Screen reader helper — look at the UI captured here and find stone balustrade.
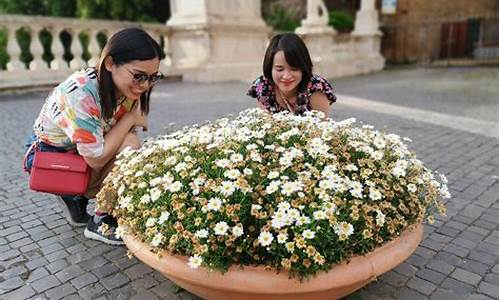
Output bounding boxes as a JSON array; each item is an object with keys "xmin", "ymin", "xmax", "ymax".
[
  {"xmin": 0, "ymin": 0, "xmax": 385, "ymax": 88},
  {"xmin": 0, "ymin": 14, "xmax": 172, "ymax": 88}
]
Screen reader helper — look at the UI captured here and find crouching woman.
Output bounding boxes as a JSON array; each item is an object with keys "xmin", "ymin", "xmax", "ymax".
[{"xmin": 23, "ymin": 28, "xmax": 163, "ymax": 245}]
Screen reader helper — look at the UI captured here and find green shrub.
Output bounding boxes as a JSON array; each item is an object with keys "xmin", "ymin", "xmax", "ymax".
[
  {"xmin": 263, "ymin": 4, "xmax": 300, "ymax": 32},
  {"xmin": 0, "ymin": 29, "xmax": 7, "ymax": 69},
  {"xmin": 328, "ymin": 10, "xmax": 354, "ymax": 32}
]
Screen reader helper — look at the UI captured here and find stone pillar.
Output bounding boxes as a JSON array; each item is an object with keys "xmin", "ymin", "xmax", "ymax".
[
  {"xmin": 295, "ymin": 0, "xmax": 338, "ymax": 78},
  {"xmin": 351, "ymin": 0, "xmax": 385, "ymax": 73},
  {"xmin": 166, "ymin": 0, "xmax": 271, "ymax": 82}
]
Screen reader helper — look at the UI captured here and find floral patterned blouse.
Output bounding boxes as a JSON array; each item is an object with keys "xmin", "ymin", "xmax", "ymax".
[
  {"xmin": 33, "ymin": 68, "xmax": 136, "ymax": 158},
  {"xmin": 247, "ymin": 74, "xmax": 336, "ymax": 115}
]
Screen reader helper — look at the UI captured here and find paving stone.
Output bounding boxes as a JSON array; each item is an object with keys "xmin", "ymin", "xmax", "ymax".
[
  {"xmin": 483, "ymin": 273, "xmax": 498, "ymax": 285},
  {"xmin": 0, "ymin": 249, "xmax": 21, "ymax": 261},
  {"xmin": 451, "ymin": 237, "xmax": 480, "ymax": 250},
  {"xmin": 443, "ymin": 243, "xmax": 471, "ymax": 257},
  {"xmin": 79, "ymin": 256, "xmax": 109, "ymax": 271},
  {"xmin": 77, "ymin": 282, "xmax": 107, "ymax": 300},
  {"xmin": 379, "ymin": 271, "xmax": 408, "ymax": 287},
  {"xmin": 1, "ymin": 265, "xmax": 29, "ymax": 279},
  {"xmin": 46, "ymin": 259, "xmax": 70, "ymax": 274},
  {"xmin": 125, "ymin": 263, "xmax": 154, "ymax": 279},
  {"xmin": 1, "ymin": 285, "xmax": 36, "ymax": 300},
  {"xmin": 151, "ymin": 282, "xmax": 182, "ymax": 299},
  {"xmin": 0, "ymin": 225, "xmax": 22, "ymax": 236},
  {"xmin": 31, "ymin": 274, "xmax": 61, "ymax": 293},
  {"xmin": 10, "ymin": 237, "xmax": 34, "ymax": 249},
  {"xmin": 130, "ymin": 274, "xmax": 159, "ymax": 290},
  {"xmin": 394, "ymin": 287, "xmax": 427, "ymax": 300},
  {"xmin": 45, "ymin": 249, "xmax": 70, "ymax": 262},
  {"xmin": 26, "ymin": 267, "xmax": 50, "ymax": 283},
  {"xmin": 130, "ymin": 289, "xmax": 159, "ymax": 300},
  {"xmin": 92, "ymin": 263, "xmax": 120, "ymax": 279},
  {"xmin": 468, "ymin": 250, "xmax": 498, "ymax": 265},
  {"xmin": 60, "ymin": 294, "xmax": 81, "ymax": 300},
  {"xmin": 441, "ymin": 277, "xmax": 475, "ymax": 296},
  {"xmin": 450, "ymin": 268, "xmax": 483, "ymax": 285},
  {"xmin": 435, "ymin": 251, "xmax": 464, "ymax": 266},
  {"xmin": 436, "ymin": 226, "xmax": 462, "ymax": 237},
  {"xmin": 25, "ymin": 257, "xmax": 49, "ymax": 271},
  {"xmin": 475, "ymin": 242, "xmax": 499, "ymax": 256},
  {"xmin": 415, "ymin": 268, "xmax": 447, "ymax": 285},
  {"xmin": 101, "ymin": 273, "xmax": 130, "ymax": 290},
  {"xmin": 456, "ymin": 259, "xmax": 491, "ymax": 276},
  {"xmin": 406, "ymin": 277, "xmax": 437, "ymax": 295},
  {"xmin": 466, "ymin": 293, "xmax": 495, "ymax": 300},
  {"xmin": 55, "ymin": 264, "xmax": 86, "ymax": 282},
  {"xmin": 44, "ymin": 283, "xmax": 76, "ymax": 300},
  {"xmin": 393, "ymin": 261, "xmax": 418, "ymax": 277},
  {"xmin": 19, "ymin": 242, "xmax": 39, "ymax": 253},
  {"xmin": 478, "ymin": 281, "xmax": 499, "ymax": 299},
  {"xmin": 106, "ymin": 285, "xmax": 135, "ymax": 299},
  {"xmin": 430, "ymin": 288, "xmax": 463, "ymax": 300},
  {"xmin": 0, "ymin": 276, "xmax": 24, "ymax": 294},
  {"xmin": 70, "ymin": 272, "xmax": 99, "ymax": 289},
  {"xmin": 472, "ymin": 220, "xmax": 498, "ymax": 231}
]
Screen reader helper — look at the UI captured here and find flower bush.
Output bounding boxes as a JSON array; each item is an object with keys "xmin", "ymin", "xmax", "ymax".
[{"xmin": 97, "ymin": 109, "xmax": 448, "ymax": 279}]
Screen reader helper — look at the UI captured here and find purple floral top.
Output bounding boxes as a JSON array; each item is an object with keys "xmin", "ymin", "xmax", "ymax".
[{"xmin": 247, "ymin": 74, "xmax": 336, "ymax": 115}]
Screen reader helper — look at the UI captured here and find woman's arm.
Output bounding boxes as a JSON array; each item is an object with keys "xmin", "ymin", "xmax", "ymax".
[
  {"xmin": 83, "ymin": 104, "xmax": 148, "ymax": 169},
  {"xmin": 256, "ymin": 100, "xmax": 269, "ymax": 113},
  {"xmin": 310, "ymin": 92, "xmax": 331, "ymax": 118}
]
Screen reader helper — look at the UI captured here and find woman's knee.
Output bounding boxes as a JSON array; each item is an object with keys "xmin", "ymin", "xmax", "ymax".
[{"xmin": 120, "ymin": 132, "xmax": 141, "ymax": 152}]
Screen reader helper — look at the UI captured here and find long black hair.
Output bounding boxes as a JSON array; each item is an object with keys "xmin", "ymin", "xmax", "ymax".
[
  {"xmin": 96, "ymin": 27, "xmax": 162, "ymax": 120},
  {"xmin": 263, "ymin": 33, "xmax": 313, "ymax": 92}
]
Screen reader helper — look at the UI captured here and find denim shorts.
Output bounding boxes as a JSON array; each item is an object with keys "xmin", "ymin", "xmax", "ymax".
[{"xmin": 23, "ymin": 135, "xmax": 67, "ymax": 172}]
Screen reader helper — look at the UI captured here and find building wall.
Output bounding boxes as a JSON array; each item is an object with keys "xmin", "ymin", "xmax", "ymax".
[{"xmin": 380, "ymin": 0, "xmax": 498, "ymax": 63}]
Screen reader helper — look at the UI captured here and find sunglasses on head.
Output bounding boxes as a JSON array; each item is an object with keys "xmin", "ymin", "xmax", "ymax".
[{"xmin": 123, "ymin": 65, "xmax": 164, "ymax": 86}]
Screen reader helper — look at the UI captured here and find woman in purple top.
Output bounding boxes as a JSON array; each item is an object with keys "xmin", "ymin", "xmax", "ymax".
[{"xmin": 247, "ymin": 33, "xmax": 336, "ymax": 117}]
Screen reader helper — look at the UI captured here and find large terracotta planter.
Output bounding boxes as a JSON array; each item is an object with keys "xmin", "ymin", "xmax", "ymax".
[{"xmin": 123, "ymin": 223, "xmax": 423, "ymax": 300}]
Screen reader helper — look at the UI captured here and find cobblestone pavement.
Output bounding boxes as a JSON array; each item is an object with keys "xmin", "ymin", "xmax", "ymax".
[{"xmin": 0, "ymin": 67, "xmax": 498, "ymax": 300}]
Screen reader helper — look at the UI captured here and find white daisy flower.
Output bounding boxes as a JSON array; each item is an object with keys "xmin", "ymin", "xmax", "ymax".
[
  {"xmin": 145, "ymin": 217, "xmax": 156, "ymax": 227},
  {"xmin": 258, "ymin": 231, "xmax": 274, "ymax": 246},
  {"xmin": 158, "ymin": 211, "xmax": 170, "ymax": 224},
  {"xmin": 188, "ymin": 255, "xmax": 203, "ymax": 269},
  {"xmin": 207, "ymin": 197, "xmax": 222, "ymax": 211},
  {"xmin": 232, "ymin": 226, "xmax": 244, "ymax": 238},
  {"xmin": 151, "ymin": 232, "xmax": 164, "ymax": 247},
  {"xmin": 194, "ymin": 229, "xmax": 209, "ymax": 239},
  {"xmin": 214, "ymin": 221, "xmax": 229, "ymax": 236},
  {"xmin": 220, "ymin": 181, "xmax": 236, "ymax": 196},
  {"xmin": 277, "ymin": 232, "xmax": 288, "ymax": 244},
  {"xmin": 302, "ymin": 229, "xmax": 316, "ymax": 239}
]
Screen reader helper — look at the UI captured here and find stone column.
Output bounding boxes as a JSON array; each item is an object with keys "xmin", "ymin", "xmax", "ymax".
[
  {"xmin": 351, "ymin": 0, "xmax": 385, "ymax": 73},
  {"xmin": 295, "ymin": 0, "xmax": 338, "ymax": 78},
  {"xmin": 166, "ymin": 0, "xmax": 271, "ymax": 82}
]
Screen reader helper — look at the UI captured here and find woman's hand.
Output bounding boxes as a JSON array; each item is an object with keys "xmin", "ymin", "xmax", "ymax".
[
  {"xmin": 127, "ymin": 101, "xmax": 149, "ymax": 132},
  {"xmin": 310, "ymin": 92, "xmax": 331, "ymax": 118}
]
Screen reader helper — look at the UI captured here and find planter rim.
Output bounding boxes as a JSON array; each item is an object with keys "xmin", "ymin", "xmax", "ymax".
[{"xmin": 124, "ymin": 223, "xmax": 423, "ymax": 294}]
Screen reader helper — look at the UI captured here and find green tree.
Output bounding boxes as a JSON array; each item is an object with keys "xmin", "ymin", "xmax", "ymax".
[{"xmin": 76, "ymin": 0, "xmax": 156, "ymax": 22}]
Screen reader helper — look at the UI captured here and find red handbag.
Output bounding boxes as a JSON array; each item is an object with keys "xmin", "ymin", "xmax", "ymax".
[{"xmin": 24, "ymin": 143, "xmax": 91, "ymax": 195}]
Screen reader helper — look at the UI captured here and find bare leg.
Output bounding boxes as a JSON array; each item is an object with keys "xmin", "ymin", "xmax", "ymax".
[{"xmin": 84, "ymin": 133, "xmax": 141, "ymax": 199}]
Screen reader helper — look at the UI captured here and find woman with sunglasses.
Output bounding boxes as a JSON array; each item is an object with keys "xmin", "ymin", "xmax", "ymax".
[{"xmin": 23, "ymin": 27, "xmax": 163, "ymax": 245}]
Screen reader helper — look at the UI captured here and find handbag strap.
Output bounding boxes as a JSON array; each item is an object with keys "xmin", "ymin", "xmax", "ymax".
[{"xmin": 23, "ymin": 140, "xmax": 39, "ymax": 173}]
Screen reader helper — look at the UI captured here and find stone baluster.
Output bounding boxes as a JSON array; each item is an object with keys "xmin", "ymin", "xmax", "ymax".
[
  {"xmin": 6, "ymin": 25, "xmax": 25, "ymax": 71},
  {"xmin": 87, "ymin": 30, "xmax": 101, "ymax": 67},
  {"xmin": 69, "ymin": 29, "xmax": 85, "ymax": 69},
  {"xmin": 353, "ymin": 0, "xmax": 380, "ymax": 36},
  {"xmin": 29, "ymin": 27, "xmax": 49, "ymax": 70},
  {"xmin": 50, "ymin": 27, "xmax": 68, "ymax": 70},
  {"xmin": 163, "ymin": 34, "xmax": 172, "ymax": 67}
]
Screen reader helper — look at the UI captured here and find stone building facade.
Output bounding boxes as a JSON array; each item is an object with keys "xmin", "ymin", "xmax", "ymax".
[{"xmin": 379, "ymin": 0, "xmax": 498, "ymax": 63}]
